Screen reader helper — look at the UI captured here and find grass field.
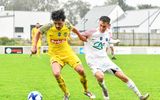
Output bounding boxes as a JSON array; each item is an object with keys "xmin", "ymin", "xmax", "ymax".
[{"xmin": 0, "ymin": 54, "xmax": 160, "ymax": 100}]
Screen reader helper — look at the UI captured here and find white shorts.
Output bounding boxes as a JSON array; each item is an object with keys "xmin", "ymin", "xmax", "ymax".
[{"xmin": 85, "ymin": 55, "xmax": 122, "ymax": 75}]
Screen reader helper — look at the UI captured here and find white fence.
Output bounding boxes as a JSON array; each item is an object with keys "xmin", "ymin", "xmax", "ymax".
[
  {"xmin": 0, "ymin": 46, "xmax": 160, "ymax": 54},
  {"xmin": 113, "ymin": 33, "xmax": 160, "ymax": 46}
]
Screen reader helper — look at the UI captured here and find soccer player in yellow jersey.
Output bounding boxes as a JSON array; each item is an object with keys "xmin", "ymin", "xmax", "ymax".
[
  {"xmin": 31, "ymin": 23, "xmax": 42, "ymax": 56},
  {"xmin": 31, "ymin": 9, "xmax": 95, "ymax": 100}
]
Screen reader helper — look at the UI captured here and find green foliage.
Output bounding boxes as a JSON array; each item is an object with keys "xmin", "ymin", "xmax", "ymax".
[
  {"xmin": 105, "ymin": 0, "xmax": 135, "ymax": 11},
  {"xmin": 0, "ymin": 37, "xmax": 16, "ymax": 45},
  {"xmin": 0, "ymin": 37, "xmax": 31, "ymax": 46},
  {"xmin": 1, "ymin": 0, "xmax": 90, "ymax": 26},
  {"xmin": 1, "ymin": 0, "xmax": 59, "ymax": 11},
  {"xmin": 62, "ymin": 0, "xmax": 91, "ymax": 25},
  {"xmin": 137, "ymin": 4, "xmax": 159, "ymax": 9}
]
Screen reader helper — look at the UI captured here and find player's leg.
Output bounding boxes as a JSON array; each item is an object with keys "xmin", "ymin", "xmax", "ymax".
[
  {"xmin": 36, "ymin": 41, "xmax": 41, "ymax": 56},
  {"xmin": 95, "ymin": 71, "xmax": 109, "ymax": 100},
  {"xmin": 87, "ymin": 56, "xmax": 109, "ymax": 99},
  {"xmin": 36, "ymin": 46, "xmax": 41, "ymax": 56},
  {"xmin": 51, "ymin": 62, "xmax": 69, "ymax": 98},
  {"xmin": 114, "ymin": 70, "xmax": 149, "ymax": 100},
  {"xmin": 74, "ymin": 64, "xmax": 87, "ymax": 91},
  {"xmin": 74, "ymin": 64, "xmax": 95, "ymax": 99},
  {"xmin": 66, "ymin": 52, "xmax": 95, "ymax": 99}
]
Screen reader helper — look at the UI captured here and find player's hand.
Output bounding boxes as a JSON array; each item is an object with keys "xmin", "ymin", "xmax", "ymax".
[
  {"xmin": 31, "ymin": 46, "xmax": 37, "ymax": 54},
  {"xmin": 79, "ymin": 35, "xmax": 87, "ymax": 42}
]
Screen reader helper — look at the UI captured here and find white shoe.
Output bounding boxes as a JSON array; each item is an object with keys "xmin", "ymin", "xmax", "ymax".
[
  {"xmin": 84, "ymin": 91, "xmax": 96, "ymax": 99},
  {"xmin": 104, "ymin": 96, "xmax": 109, "ymax": 100},
  {"xmin": 63, "ymin": 93, "xmax": 70, "ymax": 100},
  {"xmin": 140, "ymin": 93, "xmax": 149, "ymax": 100}
]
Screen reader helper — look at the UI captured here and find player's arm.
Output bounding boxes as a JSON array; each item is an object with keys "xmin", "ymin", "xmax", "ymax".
[
  {"xmin": 72, "ymin": 27, "xmax": 87, "ymax": 41},
  {"xmin": 31, "ymin": 23, "xmax": 52, "ymax": 54},
  {"xmin": 65, "ymin": 20, "xmax": 87, "ymax": 41},
  {"xmin": 31, "ymin": 31, "xmax": 41, "ymax": 54},
  {"xmin": 81, "ymin": 29, "xmax": 96, "ymax": 38}
]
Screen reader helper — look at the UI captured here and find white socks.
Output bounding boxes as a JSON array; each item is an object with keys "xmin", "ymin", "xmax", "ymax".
[
  {"xmin": 98, "ymin": 81, "xmax": 107, "ymax": 91},
  {"xmin": 99, "ymin": 81, "xmax": 109, "ymax": 99},
  {"xmin": 126, "ymin": 79, "xmax": 142, "ymax": 97}
]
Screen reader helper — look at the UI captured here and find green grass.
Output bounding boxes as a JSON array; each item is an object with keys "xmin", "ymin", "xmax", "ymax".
[{"xmin": 0, "ymin": 54, "xmax": 160, "ymax": 100}]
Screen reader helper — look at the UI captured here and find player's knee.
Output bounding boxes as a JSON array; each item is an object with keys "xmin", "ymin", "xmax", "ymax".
[
  {"xmin": 97, "ymin": 76, "xmax": 104, "ymax": 82},
  {"xmin": 53, "ymin": 71, "xmax": 61, "ymax": 78},
  {"xmin": 95, "ymin": 73, "xmax": 104, "ymax": 82},
  {"xmin": 77, "ymin": 68, "xmax": 85, "ymax": 75},
  {"xmin": 75, "ymin": 65, "xmax": 85, "ymax": 75},
  {"xmin": 77, "ymin": 68, "xmax": 84, "ymax": 75}
]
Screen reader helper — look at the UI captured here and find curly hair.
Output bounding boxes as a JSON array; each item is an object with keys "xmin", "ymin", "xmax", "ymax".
[{"xmin": 51, "ymin": 9, "xmax": 66, "ymax": 21}]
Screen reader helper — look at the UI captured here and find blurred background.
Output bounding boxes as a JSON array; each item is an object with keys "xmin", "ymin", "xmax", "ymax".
[
  {"xmin": 0, "ymin": 1, "xmax": 160, "ymax": 100},
  {"xmin": 0, "ymin": 0, "xmax": 160, "ymax": 53}
]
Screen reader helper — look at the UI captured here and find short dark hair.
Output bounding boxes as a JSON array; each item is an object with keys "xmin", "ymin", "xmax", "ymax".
[
  {"xmin": 51, "ymin": 9, "xmax": 66, "ymax": 21},
  {"xmin": 99, "ymin": 16, "xmax": 110, "ymax": 24}
]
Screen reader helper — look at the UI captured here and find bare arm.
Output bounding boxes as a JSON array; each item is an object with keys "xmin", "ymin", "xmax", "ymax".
[
  {"xmin": 72, "ymin": 27, "xmax": 87, "ymax": 41},
  {"xmin": 81, "ymin": 29, "xmax": 96, "ymax": 38},
  {"xmin": 31, "ymin": 31, "xmax": 41, "ymax": 54}
]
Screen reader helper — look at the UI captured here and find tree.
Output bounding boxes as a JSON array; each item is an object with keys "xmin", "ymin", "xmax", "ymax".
[
  {"xmin": 0, "ymin": 0, "xmax": 12, "ymax": 10},
  {"xmin": 35, "ymin": 0, "xmax": 60, "ymax": 12},
  {"xmin": 62, "ymin": 0, "xmax": 90, "ymax": 25},
  {"xmin": 104, "ymin": 0, "xmax": 135, "ymax": 11},
  {"xmin": 137, "ymin": 4, "xmax": 159, "ymax": 9},
  {"xmin": 0, "ymin": 0, "xmax": 59, "ymax": 12}
]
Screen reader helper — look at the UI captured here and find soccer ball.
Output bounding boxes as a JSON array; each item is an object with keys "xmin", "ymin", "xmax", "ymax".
[{"xmin": 28, "ymin": 91, "xmax": 42, "ymax": 100}]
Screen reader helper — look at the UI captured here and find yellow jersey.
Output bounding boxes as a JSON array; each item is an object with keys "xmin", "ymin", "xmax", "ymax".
[
  {"xmin": 39, "ymin": 21, "xmax": 73, "ymax": 54},
  {"xmin": 39, "ymin": 21, "xmax": 81, "ymax": 68},
  {"xmin": 32, "ymin": 27, "xmax": 42, "ymax": 47}
]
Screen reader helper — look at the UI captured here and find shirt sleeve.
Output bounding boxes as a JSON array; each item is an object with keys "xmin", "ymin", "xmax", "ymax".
[
  {"xmin": 65, "ymin": 20, "xmax": 74, "ymax": 30},
  {"xmin": 39, "ymin": 23, "xmax": 52, "ymax": 34}
]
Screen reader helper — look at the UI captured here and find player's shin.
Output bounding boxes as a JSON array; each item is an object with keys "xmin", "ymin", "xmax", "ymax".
[
  {"xmin": 98, "ymin": 81, "xmax": 106, "ymax": 90},
  {"xmin": 80, "ymin": 74, "xmax": 96, "ymax": 99},
  {"xmin": 80, "ymin": 74, "xmax": 88, "ymax": 92},
  {"xmin": 126, "ymin": 79, "xmax": 142, "ymax": 98},
  {"xmin": 56, "ymin": 75, "xmax": 69, "ymax": 95},
  {"xmin": 98, "ymin": 81, "xmax": 109, "ymax": 98},
  {"xmin": 36, "ymin": 47, "xmax": 41, "ymax": 56}
]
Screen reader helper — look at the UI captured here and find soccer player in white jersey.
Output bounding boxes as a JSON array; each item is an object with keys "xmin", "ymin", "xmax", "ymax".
[{"xmin": 82, "ymin": 16, "xmax": 149, "ymax": 100}]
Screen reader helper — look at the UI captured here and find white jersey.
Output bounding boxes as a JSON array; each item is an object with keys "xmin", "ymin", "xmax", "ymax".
[
  {"xmin": 83, "ymin": 29, "xmax": 121, "ymax": 74},
  {"xmin": 84, "ymin": 29, "xmax": 110, "ymax": 58}
]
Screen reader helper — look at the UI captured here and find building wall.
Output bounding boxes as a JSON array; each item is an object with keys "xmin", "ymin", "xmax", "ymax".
[
  {"xmin": 0, "ymin": 11, "xmax": 51, "ymax": 39},
  {"xmin": 0, "ymin": 16, "xmax": 14, "ymax": 38},
  {"xmin": 14, "ymin": 11, "xmax": 51, "ymax": 40},
  {"xmin": 76, "ymin": 5, "xmax": 124, "ymax": 31},
  {"xmin": 109, "ymin": 6, "xmax": 124, "ymax": 23},
  {"xmin": 114, "ymin": 9, "xmax": 160, "ymax": 33}
]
